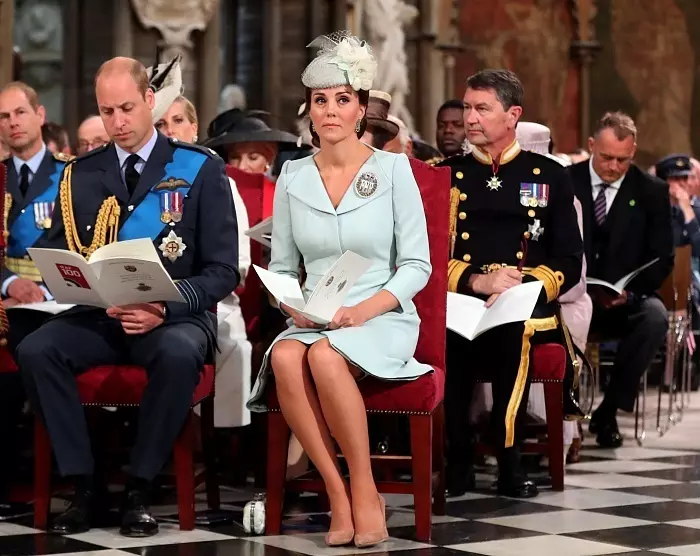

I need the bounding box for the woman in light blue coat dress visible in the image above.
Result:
[247,31,432,548]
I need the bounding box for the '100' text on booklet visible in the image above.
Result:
[27,238,186,308]
[586,257,660,295]
[253,251,372,326]
[447,281,543,341]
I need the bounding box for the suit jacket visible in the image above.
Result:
[40,132,240,346]
[570,160,674,295]
[1,148,70,292]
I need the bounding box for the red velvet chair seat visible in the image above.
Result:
[76,364,215,406]
[267,366,445,414]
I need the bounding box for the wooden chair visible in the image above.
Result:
[474,344,569,490]
[264,158,449,542]
[34,363,218,531]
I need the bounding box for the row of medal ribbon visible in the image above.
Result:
[519,182,549,208]
[33,191,185,230]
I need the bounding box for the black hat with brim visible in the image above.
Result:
[204,109,304,151]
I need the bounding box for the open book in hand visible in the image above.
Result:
[244,216,272,248]
[27,238,185,308]
[447,281,543,341]
[586,257,660,295]
[253,251,372,325]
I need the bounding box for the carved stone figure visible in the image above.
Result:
[358,0,418,131]
[131,0,219,69]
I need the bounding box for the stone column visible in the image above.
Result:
[0,0,14,87]
[570,0,601,146]
[198,4,220,130]
[114,0,134,57]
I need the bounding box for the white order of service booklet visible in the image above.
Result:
[586,257,659,295]
[244,216,272,248]
[446,281,543,341]
[27,238,185,308]
[253,251,371,325]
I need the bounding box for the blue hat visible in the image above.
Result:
[655,154,692,181]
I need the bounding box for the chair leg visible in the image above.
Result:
[431,404,446,516]
[200,397,220,511]
[410,414,433,542]
[266,412,290,535]
[543,382,565,491]
[34,416,52,530]
[173,412,196,531]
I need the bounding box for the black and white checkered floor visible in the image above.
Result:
[3,400,700,556]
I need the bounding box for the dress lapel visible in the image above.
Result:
[286,162,337,215]
[335,154,390,215]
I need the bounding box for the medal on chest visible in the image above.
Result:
[486,160,502,191]
[159,230,186,262]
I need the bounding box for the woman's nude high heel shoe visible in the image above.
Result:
[354,495,389,548]
[325,528,355,547]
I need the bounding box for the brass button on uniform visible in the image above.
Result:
[516,251,524,260]
[459,193,467,201]
[528,209,536,218]
[461,232,470,240]
[524,231,531,239]
[463,254,471,262]
[459,212,466,220]
[456,171,464,179]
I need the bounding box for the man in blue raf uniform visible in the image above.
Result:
[438,70,583,499]
[17,57,239,537]
[0,81,71,518]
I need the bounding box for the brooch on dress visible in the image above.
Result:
[355,172,378,198]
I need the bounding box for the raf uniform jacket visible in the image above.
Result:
[40,132,240,348]
[1,146,71,293]
[438,140,583,308]
[570,160,673,295]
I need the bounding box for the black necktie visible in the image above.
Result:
[124,154,141,197]
[19,164,30,198]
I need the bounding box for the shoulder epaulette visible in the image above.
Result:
[168,137,220,159]
[425,156,445,166]
[70,142,111,164]
[53,152,76,163]
[435,154,467,168]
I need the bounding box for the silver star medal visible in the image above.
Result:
[486,175,502,191]
[528,219,544,241]
[159,230,186,262]
[355,172,378,198]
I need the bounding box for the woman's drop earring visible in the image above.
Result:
[355,120,361,133]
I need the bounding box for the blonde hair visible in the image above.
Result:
[594,111,637,141]
[174,96,198,125]
[1,81,40,111]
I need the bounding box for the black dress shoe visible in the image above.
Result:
[119,489,158,538]
[49,490,93,535]
[445,466,476,498]
[497,478,538,498]
[589,413,623,448]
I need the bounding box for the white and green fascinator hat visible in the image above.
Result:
[301,30,378,92]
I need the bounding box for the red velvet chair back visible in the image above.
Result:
[227,166,266,340]
[409,158,449,375]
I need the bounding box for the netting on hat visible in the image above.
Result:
[301,31,377,91]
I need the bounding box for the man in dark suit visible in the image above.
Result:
[0,81,72,518]
[570,111,673,448]
[17,57,239,537]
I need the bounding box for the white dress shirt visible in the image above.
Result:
[589,156,626,215]
[114,128,158,183]
[12,142,47,188]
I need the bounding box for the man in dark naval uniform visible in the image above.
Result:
[17,57,239,537]
[0,81,72,518]
[439,69,583,499]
